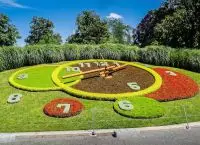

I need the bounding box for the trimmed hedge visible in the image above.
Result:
[0,44,200,72]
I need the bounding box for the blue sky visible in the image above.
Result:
[0,0,164,46]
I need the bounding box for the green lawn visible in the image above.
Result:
[0,62,200,132]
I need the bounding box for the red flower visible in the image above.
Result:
[43,98,84,118]
[146,68,199,101]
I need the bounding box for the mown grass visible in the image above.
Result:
[114,97,165,118]
[0,62,199,132]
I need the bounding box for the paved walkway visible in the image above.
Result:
[1,123,200,145]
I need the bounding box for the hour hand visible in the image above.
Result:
[62,64,127,79]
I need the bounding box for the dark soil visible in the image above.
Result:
[71,62,155,94]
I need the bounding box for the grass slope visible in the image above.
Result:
[0,62,199,132]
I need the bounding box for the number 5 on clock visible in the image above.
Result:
[57,104,71,113]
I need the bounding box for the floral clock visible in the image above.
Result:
[43,98,84,118]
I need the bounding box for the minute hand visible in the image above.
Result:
[62,64,127,79]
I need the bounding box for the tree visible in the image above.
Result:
[157,0,200,48]
[25,17,62,45]
[107,18,133,44]
[134,0,200,48]
[37,33,62,45]
[133,4,174,46]
[67,11,109,44]
[0,14,20,46]
[154,9,191,47]
[179,0,200,47]
[124,25,133,44]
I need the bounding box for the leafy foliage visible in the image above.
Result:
[134,0,200,48]
[134,3,174,46]
[0,14,21,46]
[107,18,133,44]
[154,9,190,47]
[25,17,62,45]
[67,11,109,44]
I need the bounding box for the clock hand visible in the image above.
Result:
[62,64,128,79]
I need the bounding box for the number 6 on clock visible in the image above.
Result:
[127,82,141,91]
[57,104,71,113]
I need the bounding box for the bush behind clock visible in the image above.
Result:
[0,43,200,72]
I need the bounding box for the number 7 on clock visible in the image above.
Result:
[57,104,71,113]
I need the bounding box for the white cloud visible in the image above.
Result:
[0,0,29,8]
[107,13,123,19]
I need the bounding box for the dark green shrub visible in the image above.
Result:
[139,45,171,66]
[62,44,81,60]
[170,49,200,72]
[0,46,25,71]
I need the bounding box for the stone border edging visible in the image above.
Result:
[1,121,200,143]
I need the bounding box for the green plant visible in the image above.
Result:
[0,14,21,46]
[9,65,61,91]
[0,44,200,73]
[139,45,171,66]
[25,16,62,45]
[113,97,165,119]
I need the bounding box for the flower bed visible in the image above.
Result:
[113,96,165,119]
[9,65,61,91]
[146,68,199,101]
[43,98,84,118]
[52,60,162,101]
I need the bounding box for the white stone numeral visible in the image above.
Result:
[85,63,91,67]
[66,67,80,72]
[17,74,28,80]
[127,82,141,91]
[100,62,108,67]
[118,100,133,111]
[79,63,84,67]
[57,104,71,113]
[93,62,109,67]
[165,71,177,76]
[7,94,22,104]
[79,63,91,67]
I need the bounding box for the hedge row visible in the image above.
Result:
[0,43,200,72]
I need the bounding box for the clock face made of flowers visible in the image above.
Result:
[8,59,199,119]
[52,60,162,100]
